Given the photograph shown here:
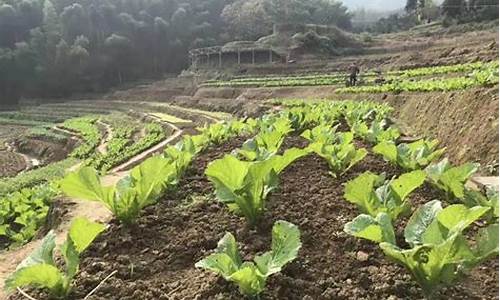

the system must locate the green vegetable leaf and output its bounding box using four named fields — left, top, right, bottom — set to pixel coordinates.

left=229, top=263, right=265, bottom=296
left=344, top=171, right=382, bottom=216
left=475, top=223, right=499, bottom=261
left=373, top=141, right=398, bottom=163
left=67, top=217, right=106, bottom=253
left=60, top=167, right=108, bottom=202
left=436, top=204, right=490, bottom=233
left=404, top=200, right=442, bottom=247
left=344, top=213, right=395, bottom=244
left=254, top=220, right=301, bottom=276
left=5, top=264, right=64, bottom=293
left=16, top=231, right=56, bottom=269
left=390, top=170, right=426, bottom=202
